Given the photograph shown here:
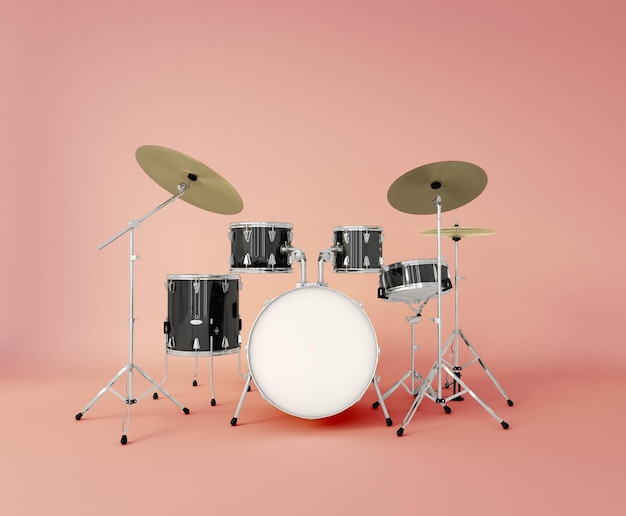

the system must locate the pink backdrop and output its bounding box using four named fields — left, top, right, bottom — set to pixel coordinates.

left=2, top=1, right=625, bottom=514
